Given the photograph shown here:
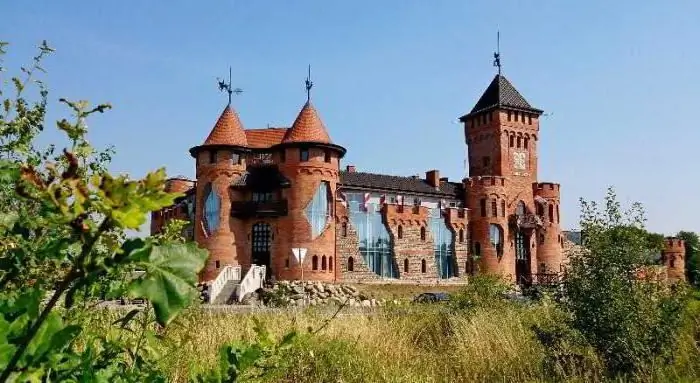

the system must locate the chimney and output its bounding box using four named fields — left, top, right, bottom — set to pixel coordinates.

left=346, top=165, right=356, bottom=173
left=426, top=170, right=440, bottom=189
left=439, top=177, right=448, bottom=184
